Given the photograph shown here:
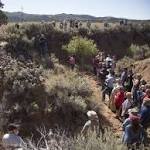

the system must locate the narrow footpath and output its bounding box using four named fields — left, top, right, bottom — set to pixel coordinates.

left=84, top=74, right=122, bottom=137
